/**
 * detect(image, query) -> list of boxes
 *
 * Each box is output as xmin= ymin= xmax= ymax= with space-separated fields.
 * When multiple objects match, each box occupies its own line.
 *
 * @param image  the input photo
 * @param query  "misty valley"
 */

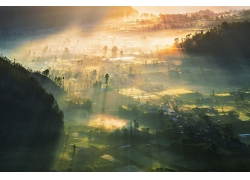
xmin=1 ymin=6 xmax=250 ymax=172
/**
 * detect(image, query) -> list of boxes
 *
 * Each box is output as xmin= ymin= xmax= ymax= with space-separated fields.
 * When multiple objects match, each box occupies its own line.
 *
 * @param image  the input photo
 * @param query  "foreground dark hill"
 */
xmin=0 ymin=56 xmax=64 ymax=171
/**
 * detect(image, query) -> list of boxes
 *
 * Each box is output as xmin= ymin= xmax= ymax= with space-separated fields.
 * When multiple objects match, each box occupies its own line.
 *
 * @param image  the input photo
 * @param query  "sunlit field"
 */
xmin=88 ymin=114 xmax=128 ymax=129
xmin=215 ymin=93 xmax=231 ymax=97
xmin=158 ymin=88 xmax=194 ymax=96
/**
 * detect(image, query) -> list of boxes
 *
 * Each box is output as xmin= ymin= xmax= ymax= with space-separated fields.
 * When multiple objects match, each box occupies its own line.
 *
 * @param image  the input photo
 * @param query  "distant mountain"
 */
xmin=0 ymin=56 xmax=64 ymax=171
xmin=0 ymin=6 xmax=138 ymax=31
xmin=133 ymin=6 xmax=250 ymax=14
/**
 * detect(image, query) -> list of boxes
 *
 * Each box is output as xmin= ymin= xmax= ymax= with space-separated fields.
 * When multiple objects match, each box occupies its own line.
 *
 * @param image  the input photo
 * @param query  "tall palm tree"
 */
xmin=105 ymin=73 xmax=109 ymax=85
xmin=103 ymin=45 xmax=108 ymax=55
xmin=111 ymin=46 xmax=118 ymax=57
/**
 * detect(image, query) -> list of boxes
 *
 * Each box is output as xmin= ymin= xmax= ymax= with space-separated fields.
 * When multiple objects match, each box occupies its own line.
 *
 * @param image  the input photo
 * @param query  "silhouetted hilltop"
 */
xmin=179 ymin=21 xmax=250 ymax=63
xmin=0 ymin=56 xmax=64 ymax=171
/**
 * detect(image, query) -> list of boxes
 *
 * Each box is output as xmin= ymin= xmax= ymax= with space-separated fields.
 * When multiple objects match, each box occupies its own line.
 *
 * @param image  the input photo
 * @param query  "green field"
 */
xmin=151 ymin=150 xmax=185 ymax=163
xmin=117 ymin=148 xmax=171 ymax=169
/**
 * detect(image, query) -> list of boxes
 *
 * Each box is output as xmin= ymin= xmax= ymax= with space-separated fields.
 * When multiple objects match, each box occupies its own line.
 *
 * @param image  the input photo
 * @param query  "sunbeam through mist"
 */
xmin=2 ymin=6 xmax=250 ymax=173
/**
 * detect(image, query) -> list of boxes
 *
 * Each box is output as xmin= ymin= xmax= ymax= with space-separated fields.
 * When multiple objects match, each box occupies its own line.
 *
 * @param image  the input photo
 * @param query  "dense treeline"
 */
xmin=179 ymin=21 xmax=250 ymax=61
xmin=62 ymin=98 xmax=92 ymax=113
xmin=0 ymin=56 xmax=64 ymax=151
xmin=240 ymin=9 xmax=250 ymax=17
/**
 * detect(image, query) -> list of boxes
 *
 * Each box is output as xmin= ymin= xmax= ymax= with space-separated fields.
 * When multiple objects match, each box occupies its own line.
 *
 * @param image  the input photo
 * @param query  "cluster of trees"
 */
xmin=42 ymin=68 xmax=49 ymax=76
xmin=179 ymin=21 xmax=250 ymax=61
xmin=63 ymin=98 xmax=92 ymax=113
xmin=93 ymin=81 xmax=102 ymax=88
xmin=54 ymin=76 xmax=64 ymax=87
xmin=240 ymin=9 xmax=250 ymax=17
xmin=40 ymin=68 xmax=64 ymax=88
xmin=103 ymin=45 xmax=119 ymax=57
xmin=77 ymin=117 xmax=151 ymax=149
xmin=159 ymin=9 xmax=217 ymax=23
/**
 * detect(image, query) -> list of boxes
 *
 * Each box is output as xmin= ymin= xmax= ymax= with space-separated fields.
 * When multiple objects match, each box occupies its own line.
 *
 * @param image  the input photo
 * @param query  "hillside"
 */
xmin=178 ymin=21 xmax=250 ymax=64
xmin=0 ymin=56 xmax=64 ymax=171
xmin=32 ymin=72 xmax=65 ymax=100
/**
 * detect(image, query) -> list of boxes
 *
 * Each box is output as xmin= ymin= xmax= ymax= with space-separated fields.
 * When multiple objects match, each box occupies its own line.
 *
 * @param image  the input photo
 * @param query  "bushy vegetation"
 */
xmin=63 ymin=98 xmax=92 ymax=113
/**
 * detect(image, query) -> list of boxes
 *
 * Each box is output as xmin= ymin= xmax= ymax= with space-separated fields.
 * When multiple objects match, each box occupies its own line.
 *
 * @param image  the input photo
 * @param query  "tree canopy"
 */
xmin=179 ymin=21 xmax=250 ymax=61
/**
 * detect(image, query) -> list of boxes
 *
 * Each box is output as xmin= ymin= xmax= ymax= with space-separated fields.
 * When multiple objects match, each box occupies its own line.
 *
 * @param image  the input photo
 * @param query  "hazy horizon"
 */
xmin=133 ymin=6 xmax=250 ymax=14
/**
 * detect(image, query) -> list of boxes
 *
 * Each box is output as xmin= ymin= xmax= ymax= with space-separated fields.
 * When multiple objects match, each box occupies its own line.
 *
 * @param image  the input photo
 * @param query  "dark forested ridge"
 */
xmin=0 ymin=56 xmax=64 ymax=171
xmin=179 ymin=21 xmax=250 ymax=63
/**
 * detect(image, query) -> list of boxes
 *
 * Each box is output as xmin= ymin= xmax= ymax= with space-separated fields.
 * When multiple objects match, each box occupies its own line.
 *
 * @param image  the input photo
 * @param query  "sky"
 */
xmin=1 ymin=0 xmax=250 ymax=14
xmin=1 ymin=0 xmax=250 ymax=7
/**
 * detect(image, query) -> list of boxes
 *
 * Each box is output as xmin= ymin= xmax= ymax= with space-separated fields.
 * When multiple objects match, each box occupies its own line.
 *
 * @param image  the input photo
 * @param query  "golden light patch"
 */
xmin=215 ymin=93 xmax=231 ymax=97
xmin=88 ymin=114 xmax=128 ymax=129
xmin=159 ymin=88 xmax=194 ymax=96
